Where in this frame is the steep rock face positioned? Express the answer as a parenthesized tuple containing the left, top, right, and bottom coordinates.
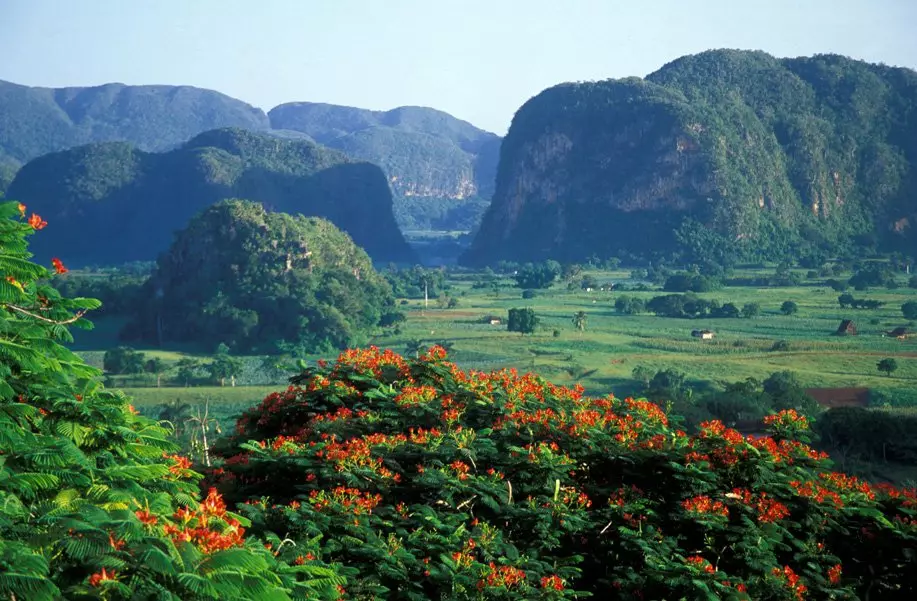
(465, 51, 917, 265)
(0, 80, 270, 164)
(269, 102, 501, 229)
(7, 128, 413, 265)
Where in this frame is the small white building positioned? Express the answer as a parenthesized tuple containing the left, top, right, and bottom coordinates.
(691, 329, 715, 340)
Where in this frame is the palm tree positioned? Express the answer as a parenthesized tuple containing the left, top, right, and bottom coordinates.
(157, 399, 193, 438)
(572, 311, 588, 333)
(404, 339, 425, 358)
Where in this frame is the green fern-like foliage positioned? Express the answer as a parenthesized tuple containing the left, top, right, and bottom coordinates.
(0, 200, 346, 600)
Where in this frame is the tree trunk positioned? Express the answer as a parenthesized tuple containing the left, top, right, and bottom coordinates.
(200, 421, 211, 467)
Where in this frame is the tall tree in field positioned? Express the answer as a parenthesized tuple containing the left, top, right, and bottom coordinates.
(207, 347, 243, 387)
(507, 307, 538, 335)
(145, 356, 166, 387)
(877, 358, 898, 377)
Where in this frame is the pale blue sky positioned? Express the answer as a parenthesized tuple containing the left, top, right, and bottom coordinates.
(3, 0, 916, 134)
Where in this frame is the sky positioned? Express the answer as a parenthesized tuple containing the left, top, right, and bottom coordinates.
(2, 0, 917, 134)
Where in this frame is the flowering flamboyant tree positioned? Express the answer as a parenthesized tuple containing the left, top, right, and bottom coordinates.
(0, 200, 343, 600)
(216, 346, 917, 600)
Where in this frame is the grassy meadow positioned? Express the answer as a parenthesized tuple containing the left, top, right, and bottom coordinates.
(73, 267, 917, 426)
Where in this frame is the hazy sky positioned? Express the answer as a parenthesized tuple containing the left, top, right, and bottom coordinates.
(3, 0, 916, 134)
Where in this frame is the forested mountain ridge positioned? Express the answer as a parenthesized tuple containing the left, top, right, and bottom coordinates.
(269, 102, 502, 229)
(465, 51, 917, 266)
(0, 79, 501, 231)
(6, 128, 414, 265)
(0, 79, 271, 163)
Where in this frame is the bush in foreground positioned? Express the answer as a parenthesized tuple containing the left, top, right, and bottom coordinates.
(215, 347, 917, 600)
(0, 200, 334, 600)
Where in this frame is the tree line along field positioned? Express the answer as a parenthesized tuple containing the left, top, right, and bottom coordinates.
(74, 265, 917, 427)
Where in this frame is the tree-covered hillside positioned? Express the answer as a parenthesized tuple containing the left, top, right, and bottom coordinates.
(466, 51, 917, 266)
(123, 200, 396, 354)
(0, 79, 502, 232)
(269, 103, 502, 230)
(0, 158, 16, 196)
(6, 128, 414, 265)
(0, 79, 270, 165)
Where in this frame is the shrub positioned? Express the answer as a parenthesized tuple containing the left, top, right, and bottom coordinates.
(741, 302, 761, 318)
(903, 301, 917, 320)
(614, 295, 645, 315)
(522, 289, 538, 299)
(780, 301, 799, 316)
(215, 347, 917, 600)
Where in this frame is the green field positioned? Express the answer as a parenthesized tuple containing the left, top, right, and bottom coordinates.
(77, 268, 917, 422)
(383, 269, 917, 396)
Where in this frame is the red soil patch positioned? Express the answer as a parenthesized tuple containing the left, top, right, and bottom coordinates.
(805, 387, 870, 409)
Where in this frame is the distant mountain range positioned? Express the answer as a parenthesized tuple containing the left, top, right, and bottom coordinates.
(6, 50, 916, 270)
(0, 79, 500, 231)
(7, 128, 413, 266)
(465, 51, 917, 266)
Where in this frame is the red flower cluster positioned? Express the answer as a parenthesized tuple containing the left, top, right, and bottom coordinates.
(685, 555, 715, 574)
(28, 213, 47, 230)
(764, 408, 809, 430)
(559, 487, 592, 509)
(789, 480, 844, 508)
(311, 406, 368, 424)
(393, 385, 438, 407)
(541, 575, 564, 590)
(449, 460, 471, 480)
(772, 565, 807, 600)
(451, 538, 477, 568)
(51, 257, 68, 274)
(334, 346, 411, 380)
(135, 509, 158, 526)
(420, 344, 449, 362)
(317, 436, 398, 479)
(165, 454, 192, 476)
(682, 495, 729, 517)
(874, 483, 917, 508)
(479, 563, 526, 589)
(309, 486, 382, 515)
(162, 489, 245, 554)
(88, 568, 117, 587)
(819, 472, 875, 500)
(729, 489, 791, 523)
(828, 563, 842, 585)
